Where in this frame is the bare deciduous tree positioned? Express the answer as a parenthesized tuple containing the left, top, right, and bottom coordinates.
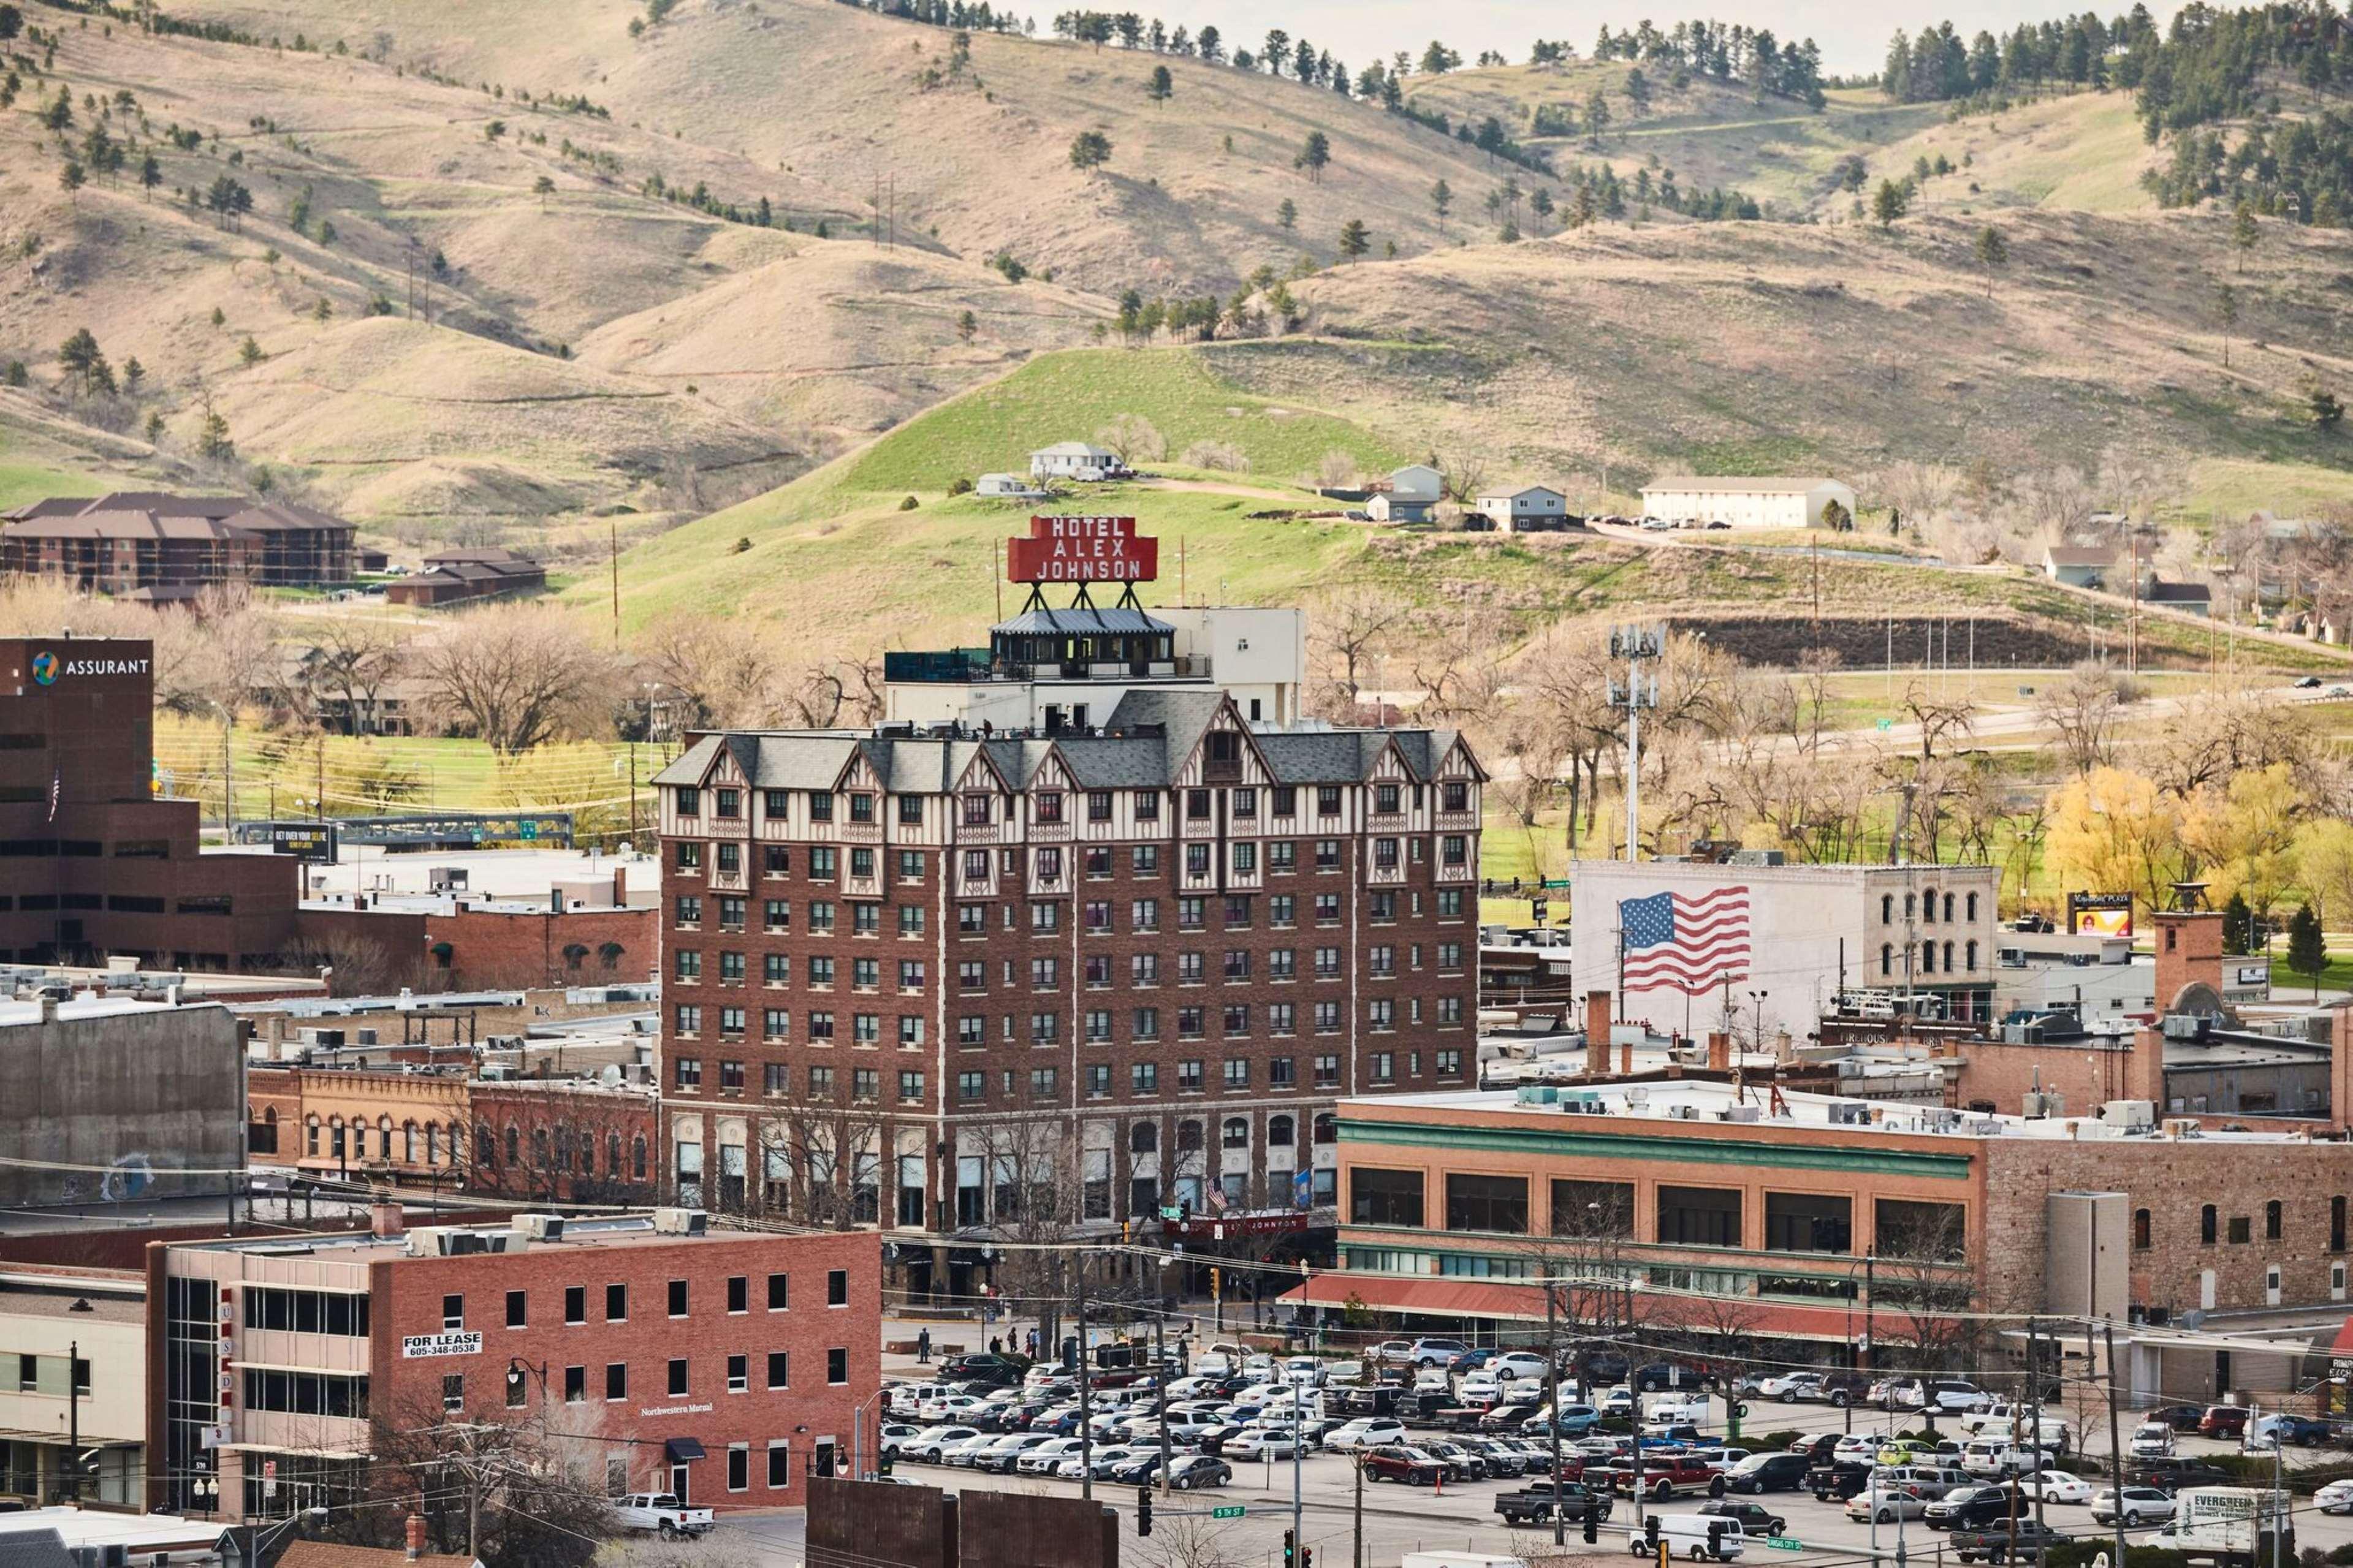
(1307, 586, 1410, 719)
(2034, 661, 2127, 776)
(416, 605, 615, 752)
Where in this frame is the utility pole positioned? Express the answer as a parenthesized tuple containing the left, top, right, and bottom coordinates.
(1608, 623, 1663, 861)
(1154, 1315, 1171, 1493)
(1547, 1276, 1565, 1547)
(1076, 1248, 1093, 1501)
(66, 1339, 78, 1502)
(609, 521, 622, 649)
(1352, 1452, 1364, 1568)
(2102, 1321, 2127, 1568)
(2026, 1317, 2047, 1533)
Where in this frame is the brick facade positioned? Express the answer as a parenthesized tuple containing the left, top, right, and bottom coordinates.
(292, 901, 653, 992)
(653, 689, 1482, 1293)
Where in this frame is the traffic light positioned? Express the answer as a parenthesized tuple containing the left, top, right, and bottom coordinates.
(1282, 1530, 1296, 1567)
(1300, 1549, 1312, 1568)
(1137, 1485, 1153, 1539)
(1210, 1266, 1222, 1300)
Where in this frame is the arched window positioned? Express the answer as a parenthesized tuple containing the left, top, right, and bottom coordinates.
(426, 1124, 439, 1167)
(1880, 944, 1893, 977)
(2200, 1203, 2218, 1244)
(1921, 887, 1937, 924)
(1268, 1115, 1295, 1148)
(329, 1118, 346, 1159)
(1904, 893, 1916, 917)
(1177, 1119, 1203, 1153)
(554, 1126, 574, 1173)
(2267, 1199, 2284, 1240)
(1942, 941, 1955, 973)
(599, 942, 625, 971)
(607, 1132, 623, 1180)
(477, 1124, 496, 1169)
(505, 1125, 522, 1165)
(378, 1116, 393, 1159)
(563, 944, 589, 972)
(263, 1106, 278, 1127)
(533, 1127, 552, 1168)
(1920, 941, 1936, 975)
(1222, 1117, 1249, 1149)
(450, 1124, 463, 1168)
(1965, 940, 1979, 972)
(1130, 1122, 1157, 1154)
(2133, 1208, 2152, 1249)
(1880, 895, 1893, 923)
(631, 1135, 648, 1180)
(1966, 892, 1979, 922)
(402, 1122, 417, 1163)
(305, 1115, 321, 1156)
(1313, 1112, 1337, 1145)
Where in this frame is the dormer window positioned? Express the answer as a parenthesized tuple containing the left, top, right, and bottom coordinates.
(963, 795, 993, 826)
(1036, 792, 1065, 824)
(849, 794, 875, 823)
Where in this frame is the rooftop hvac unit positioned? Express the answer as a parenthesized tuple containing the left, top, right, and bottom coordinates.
(1922, 1108, 1962, 1133)
(2161, 1014, 2205, 1040)
(1517, 1085, 1560, 1107)
(1668, 1105, 1703, 1121)
(1828, 1101, 1872, 1125)
(2163, 1118, 2203, 1138)
(2099, 1099, 2156, 1129)
(1624, 1087, 1650, 1108)
(1727, 849, 1787, 866)
(1967, 1118, 2002, 1135)
(513, 1214, 567, 1241)
(652, 1207, 709, 1236)
(2021, 1089, 2065, 1118)
(1719, 1105, 1763, 1123)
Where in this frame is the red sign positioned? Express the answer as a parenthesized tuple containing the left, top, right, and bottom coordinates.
(1006, 515, 1158, 584)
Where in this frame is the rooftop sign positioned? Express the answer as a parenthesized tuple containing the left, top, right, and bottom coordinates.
(1007, 515, 1157, 583)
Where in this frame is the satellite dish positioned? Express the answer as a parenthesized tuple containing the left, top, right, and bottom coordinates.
(599, 1064, 624, 1086)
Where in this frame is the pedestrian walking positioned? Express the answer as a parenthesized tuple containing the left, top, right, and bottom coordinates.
(917, 1327, 930, 1363)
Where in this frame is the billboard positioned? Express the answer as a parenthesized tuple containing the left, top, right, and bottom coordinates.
(1006, 515, 1158, 583)
(2067, 891, 2135, 937)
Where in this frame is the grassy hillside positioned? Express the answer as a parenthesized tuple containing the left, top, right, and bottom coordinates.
(1251, 206, 2353, 515)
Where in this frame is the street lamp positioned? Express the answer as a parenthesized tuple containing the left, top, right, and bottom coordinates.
(1746, 990, 1770, 1053)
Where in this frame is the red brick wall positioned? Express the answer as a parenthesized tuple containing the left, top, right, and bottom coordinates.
(2153, 911, 2225, 1009)
(294, 904, 653, 991)
(373, 1228, 881, 1509)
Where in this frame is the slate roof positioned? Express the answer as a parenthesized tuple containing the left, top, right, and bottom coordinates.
(0, 1529, 70, 1568)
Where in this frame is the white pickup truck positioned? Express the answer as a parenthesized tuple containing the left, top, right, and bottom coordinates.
(614, 1493, 715, 1539)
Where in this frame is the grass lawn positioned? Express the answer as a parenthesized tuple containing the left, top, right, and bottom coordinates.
(0, 456, 107, 513)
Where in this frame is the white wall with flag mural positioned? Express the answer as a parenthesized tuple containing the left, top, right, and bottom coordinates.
(1570, 860, 1887, 1047)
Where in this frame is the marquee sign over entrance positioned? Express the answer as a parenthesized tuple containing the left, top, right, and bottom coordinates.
(1006, 515, 1158, 584)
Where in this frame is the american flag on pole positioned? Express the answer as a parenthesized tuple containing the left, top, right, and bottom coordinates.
(1619, 887, 1750, 994)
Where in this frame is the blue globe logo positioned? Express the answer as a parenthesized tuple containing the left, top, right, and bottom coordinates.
(30, 651, 56, 686)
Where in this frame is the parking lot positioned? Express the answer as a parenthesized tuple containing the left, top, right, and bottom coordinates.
(846, 1346, 2353, 1568)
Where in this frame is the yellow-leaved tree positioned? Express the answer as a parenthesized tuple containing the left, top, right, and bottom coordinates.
(2043, 765, 2191, 916)
(2179, 762, 2306, 924)
(2295, 818, 2353, 930)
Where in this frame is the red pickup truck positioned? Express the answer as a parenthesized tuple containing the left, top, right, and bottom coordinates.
(1605, 1455, 1728, 1501)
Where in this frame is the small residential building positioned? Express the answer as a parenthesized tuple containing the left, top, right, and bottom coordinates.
(2043, 545, 2119, 588)
(1640, 475, 1857, 529)
(2146, 579, 2213, 617)
(1027, 442, 1126, 482)
(382, 549, 545, 608)
(1472, 485, 1568, 532)
(1369, 464, 1443, 524)
(148, 1212, 881, 1520)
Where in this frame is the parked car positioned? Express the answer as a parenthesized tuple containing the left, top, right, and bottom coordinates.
(2020, 1472, 2093, 1506)
(1494, 1480, 1613, 1526)
(1165, 1455, 1233, 1491)
(1363, 1444, 1448, 1487)
(2129, 1423, 2176, 1459)
(1847, 1486, 1931, 1524)
(1951, 1520, 2072, 1563)
(2129, 1459, 2235, 1495)
(906, 1425, 981, 1464)
(2091, 1487, 2177, 1527)
(2314, 1477, 2353, 1515)
(1372, 1340, 1417, 1365)
(2245, 1414, 2330, 1450)
(1607, 1454, 1727, 1501)
(1411, 1338, 1474, 1368)
(1494, 1352, 1551, 1383)
(2197, 1406, 2251, 1439)
(1925, 1483, 2024, 1531)
(1809, 1461, 1874, 1502)
(1327, 1418, 1407, 1452)
(1755, 1372, 1822, 1403)
(614, 1494, 714, 1539)
(1697, 1499, 1787, 1538)
(1808, 1373, 1873, 1409)
(1725, 1453, 1814, 1495)
(1633, 1361, 1708, 1392)
(2146, 1405, 2208, 1433)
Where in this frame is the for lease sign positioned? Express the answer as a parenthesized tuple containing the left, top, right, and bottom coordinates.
(401, 1331, 483, 1358)
(1006, 516, 1159, 583)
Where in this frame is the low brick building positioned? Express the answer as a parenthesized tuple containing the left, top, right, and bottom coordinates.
(293, 890, 653, 993)
(149, 1211, 881, 1522)
(1293, 1073, 2353, 1396)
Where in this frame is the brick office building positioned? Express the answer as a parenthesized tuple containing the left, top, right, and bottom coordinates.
(148, 1211, 880, 1522)
(0, 637, 299, 967)
(652, 526, 1484, 1297)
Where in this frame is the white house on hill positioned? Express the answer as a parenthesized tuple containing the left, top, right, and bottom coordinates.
(1029, 442, 1125, 481)
(1473, 485, 1568, 532)
(1641, 475, 1857, 529)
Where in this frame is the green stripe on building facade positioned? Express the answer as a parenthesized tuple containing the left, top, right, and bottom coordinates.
(1334, 1118, 1977, 1180)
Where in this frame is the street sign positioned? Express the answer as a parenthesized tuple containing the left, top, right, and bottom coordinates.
(1764, 1539, 1803, 1551)
(1210, 1506, 1246, 1520)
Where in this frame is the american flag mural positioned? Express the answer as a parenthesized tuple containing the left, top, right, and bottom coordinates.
(1618, 886, 1752, 994)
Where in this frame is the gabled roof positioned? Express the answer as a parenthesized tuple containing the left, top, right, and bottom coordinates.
(2045, 545, 2119, 567)
(1641, 475, 1847, 494)
(1478, 485, 1565, 502)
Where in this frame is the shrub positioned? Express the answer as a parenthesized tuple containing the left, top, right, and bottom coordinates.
(946, 476, 973, 496)
(898, 495, 919, 511)
(1180, 439, 1249, 472)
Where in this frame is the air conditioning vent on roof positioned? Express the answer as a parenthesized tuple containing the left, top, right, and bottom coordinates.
(652, 1207, 708, 1236)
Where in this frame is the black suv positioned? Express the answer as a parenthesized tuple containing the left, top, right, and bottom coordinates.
(1726, 1453, 1813, 1494)
(1697, 1499, 1787, 1537)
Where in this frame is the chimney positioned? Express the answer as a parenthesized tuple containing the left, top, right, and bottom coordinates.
(406, 1513, 425, 1561)
(1620, 1039, 1634, 1075)
(38, 996, 56, 1024)
(2124, 1023, 2166, 1109)
(1584, 990, 1612, 1076)
(1707, 1031, 1731, 1073)
(371, 1201, 406, 1239)
(612, 865, 626, 906)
